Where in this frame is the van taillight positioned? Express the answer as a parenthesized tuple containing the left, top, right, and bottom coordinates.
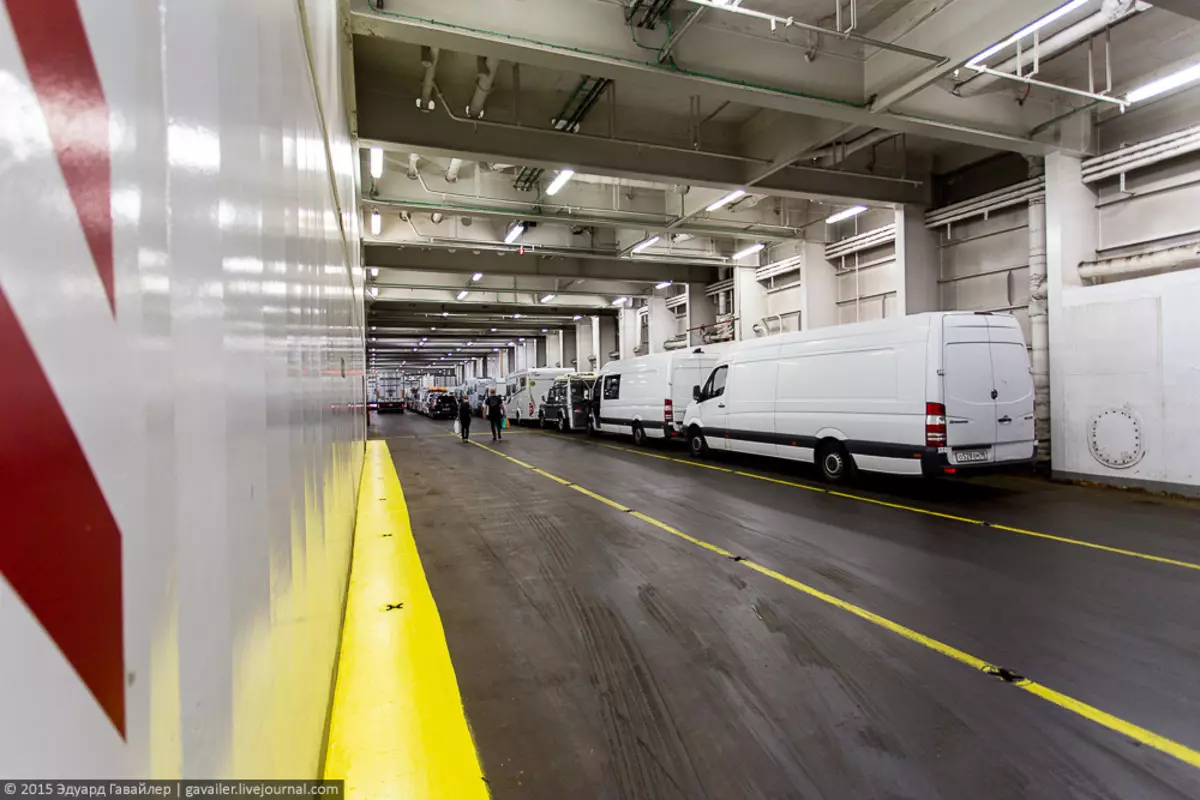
(925, 402, 947, 447)
(664, 398, 674, 422)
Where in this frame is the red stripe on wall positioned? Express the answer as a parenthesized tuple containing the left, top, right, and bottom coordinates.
(0, 290, 125, 737)
(5, 0, 114, 314)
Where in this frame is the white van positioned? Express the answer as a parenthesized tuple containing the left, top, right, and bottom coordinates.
(504, 368, 572, 425)
(464, 377, 496, 417)
(682, 312, 1036, 481)
(591, 350, 724, 445)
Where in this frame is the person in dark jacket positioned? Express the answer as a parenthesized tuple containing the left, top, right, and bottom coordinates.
(457, 393, 473, 441)
(484, 386, 506, 441)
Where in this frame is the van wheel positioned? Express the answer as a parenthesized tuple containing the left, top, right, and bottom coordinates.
(689, 428, 709, 458)
(818, 441, 855, 483)
(632, 424, 647, 447)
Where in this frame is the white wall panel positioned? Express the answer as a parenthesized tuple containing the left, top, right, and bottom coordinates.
(1096, 155, 1200, 252)
(0, 0, 363, 780)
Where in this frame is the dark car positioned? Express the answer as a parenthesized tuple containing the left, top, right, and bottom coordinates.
(430, 394, 458, 420)
(377, 393, 405, 414)
(541, 374, 596, 433)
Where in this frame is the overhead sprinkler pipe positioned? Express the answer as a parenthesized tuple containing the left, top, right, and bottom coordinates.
(466, 56, 501, 118)
(445, 158, 463, 183)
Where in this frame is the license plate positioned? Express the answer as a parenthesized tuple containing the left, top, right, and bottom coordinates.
(955, 448, 991, 463)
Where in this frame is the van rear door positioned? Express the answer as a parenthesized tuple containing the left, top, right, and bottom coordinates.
(942, 316, 997, 449)
(989, 321, 1035, 456)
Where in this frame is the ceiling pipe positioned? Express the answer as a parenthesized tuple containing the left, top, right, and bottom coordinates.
(418, 46, 440, 111)
(445, 158, 464, 183)
(407, 153, 420, 180)
(466, 56, 501, 118)
(1079, 242, 1200, 281)
(955, 0, 1147, 97)
(805, 130, 900, 166)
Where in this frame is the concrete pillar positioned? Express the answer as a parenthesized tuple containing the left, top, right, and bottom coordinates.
(576, 318, 595, 371)
(687, 283, 716, 347)
(647, 294, 671, 354)
(563, 326, 578, 369)
(596, 315, 617, 369)
(619, 306, 640, 359)
(735, 266, 768, 340)
(536, 336, 548, 368)
(1044, 152, 1097, 473)
(801, 242, 838, 330)
(896, 205, 940, 314)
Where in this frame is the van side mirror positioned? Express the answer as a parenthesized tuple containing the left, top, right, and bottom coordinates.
(693, 384, 702, 401)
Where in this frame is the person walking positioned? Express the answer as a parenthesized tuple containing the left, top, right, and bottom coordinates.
(457, 393, 473, 442)
(484, 386, 506, 441)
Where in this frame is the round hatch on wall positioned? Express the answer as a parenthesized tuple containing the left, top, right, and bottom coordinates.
(1087, 406, 1145, 470)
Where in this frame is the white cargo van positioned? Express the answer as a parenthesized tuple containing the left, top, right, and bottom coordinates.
(464, 377, 496, 417)
(505, 368, 572, 425)
(682, 312, 1036, 481)
(591, 350, 724, 445)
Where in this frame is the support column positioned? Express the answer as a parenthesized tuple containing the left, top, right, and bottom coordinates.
(619, 306, 639, 359)
(563, 326, 578, 369)
(1044, 152, 1096, 473)
(687, 284, 715, 347)
(596, 315, 617, 369)
(647, 294, 671, 354)
(576, 318, 595, 371)
(735, 266, 767, 340)
(896, 205, 940, 314)
(801, 242, 838, 330)
(536, 336, 548, 368)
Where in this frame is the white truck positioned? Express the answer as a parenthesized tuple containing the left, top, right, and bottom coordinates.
(590, 350, 724, 445)
(683, 311, 1036, 482)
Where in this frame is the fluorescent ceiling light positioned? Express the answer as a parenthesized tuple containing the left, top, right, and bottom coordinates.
(472, 272, 483, 281)
(370, 267, 379, 277)
(826, 205, 868, 224)
(513, 313, 523, 318)
(573, 314, 582, 320)
(546, 169, 575, 196)
(632, 236, 661, 254)
(457, 290, 469, 300)
(508, 341, 515, 346)
(369, 147, 383, 179)
(490, 327, 497, 331)
(505, 222, 525, 244)
(541, 328, 549, 332)
(540, 293, 556, 303)
(441, 311, 449, 316)
(368, 286, 378, 297)
(1126, 62, 1200, 103)
(370, 209, 381, 236)
(655, 280, 673, 289)
(612, 296, 629, 306)
(732, 243, 765, 260)
(967, 0, 1089, 66)
(705, 189, 746, 212)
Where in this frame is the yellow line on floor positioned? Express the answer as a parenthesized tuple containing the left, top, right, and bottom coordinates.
(469, 441, 1200, 771)
(529, 431, 1200, 573)
(324, 441, 489, 799)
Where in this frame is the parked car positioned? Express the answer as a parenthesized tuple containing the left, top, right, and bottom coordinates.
(430, 393, 458, 420)
(541, 373, 596, 432)
(590, 350, 724, 445)
(503, 368, 573, 425)
(683, 311, 1036, 482)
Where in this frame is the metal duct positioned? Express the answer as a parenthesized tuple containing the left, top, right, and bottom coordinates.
(956, 0, 1146, 98)
(1079, 243, 1200, 280)
(1027, 161, 1050, 462)
(466, 57, 501, 118)
(418, 46, 439, 111)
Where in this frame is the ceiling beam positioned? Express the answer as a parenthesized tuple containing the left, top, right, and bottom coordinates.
(369, 298, 620, 317)
(365, 244, 720, 283)
(357, 89, 930, 206)
(349, 0, 1052, 155)
(865, 0, 1065, 111)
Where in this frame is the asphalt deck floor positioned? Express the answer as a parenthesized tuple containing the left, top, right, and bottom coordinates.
(374, 411, 1200, 800)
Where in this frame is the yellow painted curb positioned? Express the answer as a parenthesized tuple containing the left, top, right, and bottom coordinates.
(324, 441, 489, 798)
